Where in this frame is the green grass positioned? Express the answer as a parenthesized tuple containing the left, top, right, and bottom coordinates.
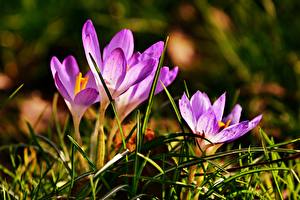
(1, 1, 300, 197)
(0, 84, 299, 199)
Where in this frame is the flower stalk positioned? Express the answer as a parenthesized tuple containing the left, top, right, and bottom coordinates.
(95, 101, 108, 169)
(72, 115, 82, 146)
(107, 120, 118, 158)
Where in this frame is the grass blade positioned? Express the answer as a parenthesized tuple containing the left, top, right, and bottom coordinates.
(101, 184, 129, 200)
(67, 135, 96, 171)
(94, 149, 130, 179)
(36, 134, 71, 174)
(132, 110, 141, 195)
(142, 36, 169, 134)
(68, 143, 75, 196)
(137, 152, 164, 174)
(183, 80, 190, 98)
(161, 81, 184, 132)
(26, 122, 51, 167)
(0, 84, 23, 110)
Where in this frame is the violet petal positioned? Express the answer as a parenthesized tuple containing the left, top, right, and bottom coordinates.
(212, 115, 262, 144)
(103, 29, 134, 61)
(139, 41, 164, 60)
(117, 58, 156, 96)
(210, 121, 249, 144)
(155, 66, 179, 93)
(196, 108, 219, 136)
(116, 66, 178, 121)
(212, 92, 226, 121)
(51, 56, 80, 96)
(245, 115, 263, 132)
(74, 88, 99, 106)
(102, 48, 127, 95)
(82, 19, 102, 72)
(85, 70, 101, 102)
(190, 91, 211, 121)
(127, 52, 141, 67)
(54, 73, 72, 102)
(223, 104, 242, 125)
(179, 93, 197, 132)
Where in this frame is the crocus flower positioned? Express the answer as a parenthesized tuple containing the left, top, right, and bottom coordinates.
(179, 91, 262, 150)
(115, 66, 179, 121)
(50, 55, 99, 121)
(82, 19, 161, 102)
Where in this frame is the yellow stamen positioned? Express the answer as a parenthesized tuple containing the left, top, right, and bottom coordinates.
(218, 121, 225, 128)
(74, 73, 89, 95)
(224, 119, 232, 128)
(74, 73, 82, 95)
(81, 76, 89, 89)
(218, 119, 232, 129)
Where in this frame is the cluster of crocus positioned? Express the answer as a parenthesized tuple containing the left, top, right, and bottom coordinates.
(50, 18, 262, 166)
(179, 91, 262, 153)
(50, 19, 178, 153)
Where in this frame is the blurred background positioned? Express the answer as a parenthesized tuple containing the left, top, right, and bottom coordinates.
(0, 0, 300, 144)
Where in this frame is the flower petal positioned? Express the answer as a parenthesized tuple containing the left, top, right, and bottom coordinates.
(84, 70, 98, 89)
(115, 83, 141, 121)
(210, 121, 249, 144)
(102, 48, 127, 96)
(82, 19, 102, 71)
(54, 72, 72, 102)
(116, 58, 156, 96)
(212, 92, 226, 121)
(223, 104, 242, 125)
(62, 56, 81, 94)
(155, 66, 179, 92)
(116, 66, 178, 121)
(51, 56, 80, 96)
(85, 70, 101, 102)
(190, 91, 211, 121)
(103, 29, 134, 61)
(127, 52, 141, 67)
(50, 56, 59, 78)
(246, 114, 263, 131)
(196, 108, 219, 137)
(212, 115, 262, 143)
(140, 41, 164, 60)
(179, 93, 196, 132)
(74, 88, 99, 106)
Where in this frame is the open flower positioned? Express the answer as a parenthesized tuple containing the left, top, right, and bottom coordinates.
(50, 55, 99, 121)
(116, 66, 179, 121)
(179, 91, 262, 151)
(82, 19, 162, 102)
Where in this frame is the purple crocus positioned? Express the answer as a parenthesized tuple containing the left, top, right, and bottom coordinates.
(179, 91, 262, 150)
(115, 66, 179, 121)
(50, 55, 99, 122)
(82, 19, 161, 103)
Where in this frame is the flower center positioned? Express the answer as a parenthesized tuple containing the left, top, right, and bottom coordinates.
(74, 72, 89, 95)
(218, 119, 232, 129)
